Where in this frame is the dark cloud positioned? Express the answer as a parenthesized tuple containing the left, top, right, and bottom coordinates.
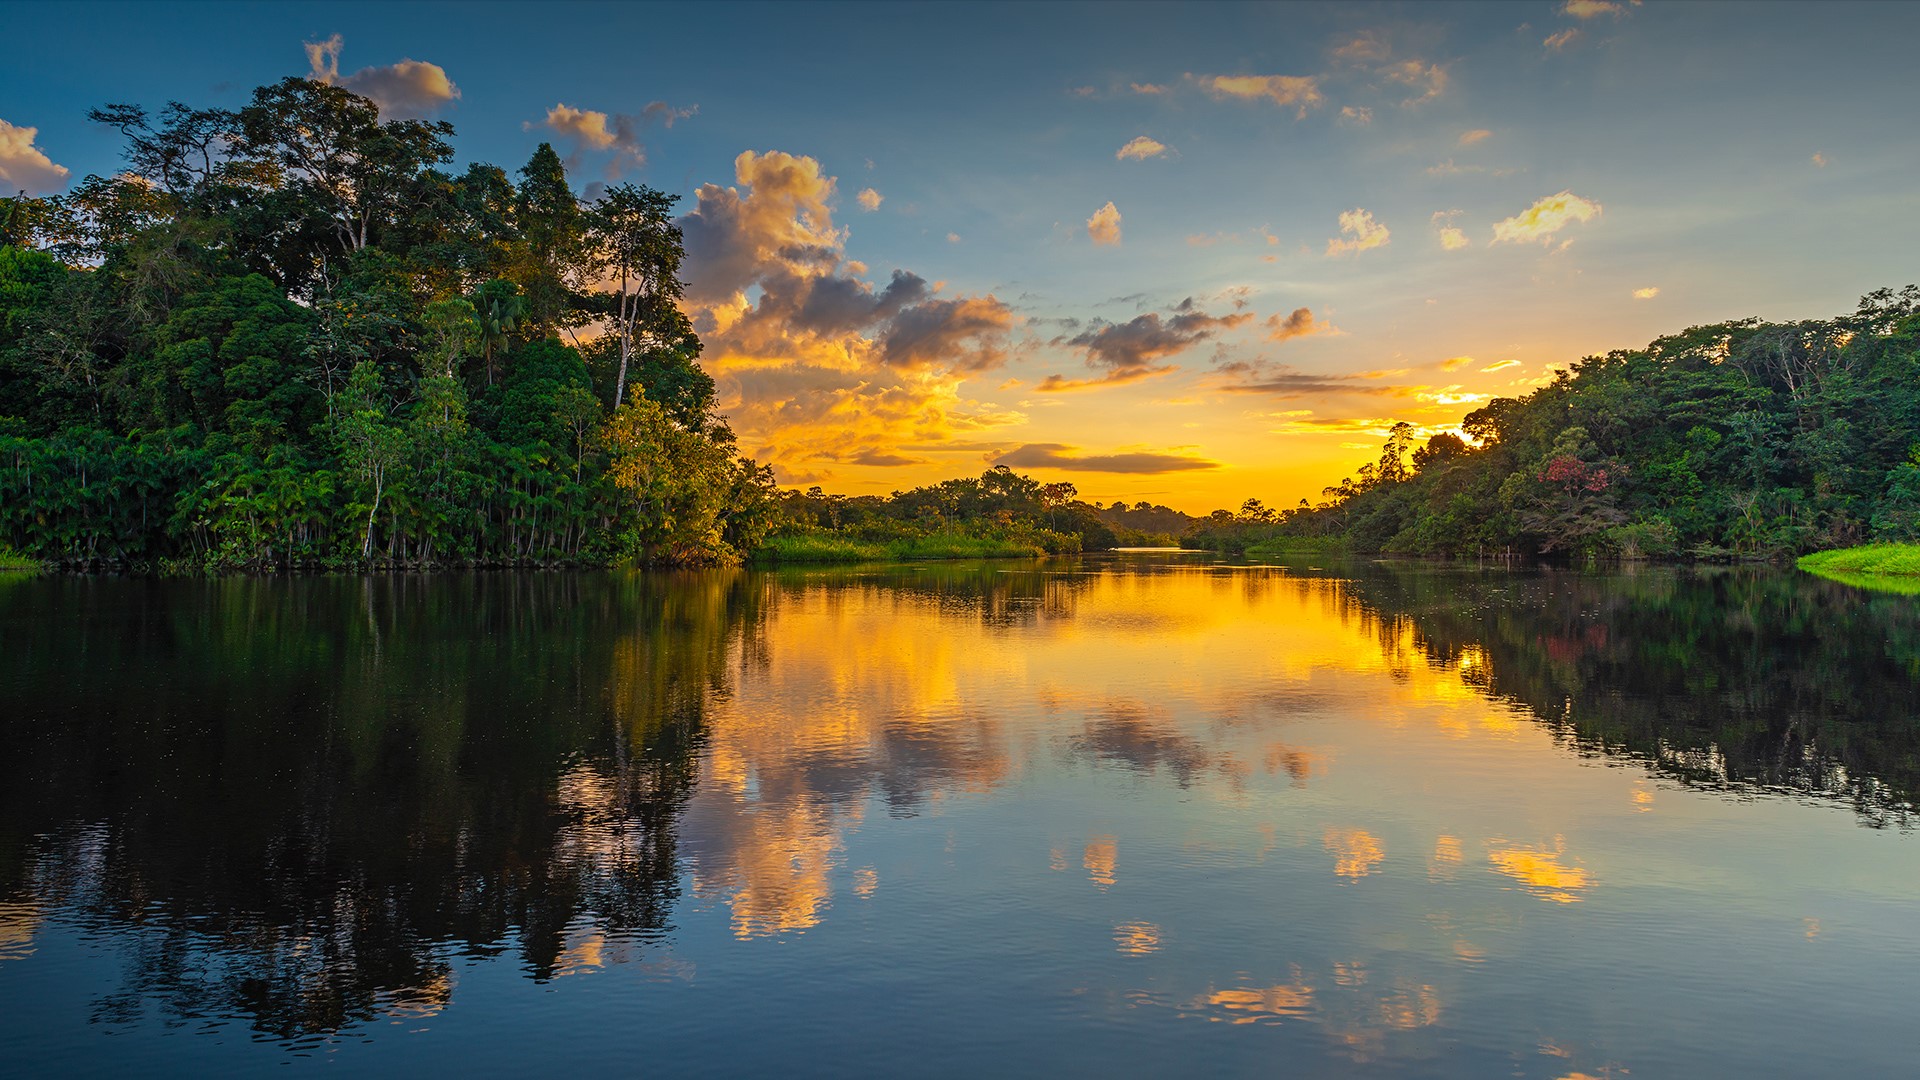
(1062, 299, 1251, 376)
(990, 443, 1219, 474)
(879, 295, 1014, 372)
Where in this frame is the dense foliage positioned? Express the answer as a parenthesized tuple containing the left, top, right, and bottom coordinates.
(0, 78, 774, 568)
(1191, 288, 1920, 560)
(765, 468, 1117, 560)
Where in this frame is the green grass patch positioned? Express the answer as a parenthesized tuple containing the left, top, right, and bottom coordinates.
(1244, 535, 1350, 557)
(0, 547, 43, 573)
(1797, 544, 1920, 593)
(752, 533, 1046, 565)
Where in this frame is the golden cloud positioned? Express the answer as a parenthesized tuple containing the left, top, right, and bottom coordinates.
(1490, 191, 1602, 245)
(1087, 200, 1123, 246)
(1116, 135, 1169, 161)
(1339, 105, 1374, 125)
(1197, 74, 1325, 118)
(677, 149, 1021, 484)
(1632, 286, 1660, 299)
(1267, 307, 1332, 342)
(1481, 359, 1520, 372)
(1384, 61, 1449, 106)
(856, 187, 883, 211)
(1561, 0, 1625, 17)
(1544, 28, 1583, 50)
(1458, 129, 1491, 146)
(1327, 208, 1390, 256)
(0, 119, 69, 194)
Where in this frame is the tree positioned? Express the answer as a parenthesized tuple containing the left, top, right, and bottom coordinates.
(234, 77, 454, 258)
(332, 361, 408, 559)
(510, 144, 586, 334)
(584, 183, 687, 409)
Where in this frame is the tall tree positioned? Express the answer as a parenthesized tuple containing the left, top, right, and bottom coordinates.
(583, 183, 686, 409)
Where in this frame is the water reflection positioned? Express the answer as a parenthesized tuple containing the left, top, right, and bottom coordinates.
(0, 556, 1916, 1073)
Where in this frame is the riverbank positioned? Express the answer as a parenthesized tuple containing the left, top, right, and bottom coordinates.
(0, 548, 42, 574)
(750, 534, 1050, 565)
(1797, 544, 1920, 594)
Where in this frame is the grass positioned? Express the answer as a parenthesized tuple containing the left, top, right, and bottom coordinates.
(1244, 535, 1350, 557)
(1797, 544, 1920, 594)
(0, 547, 42, 574)
(753, 533, 1048, 565)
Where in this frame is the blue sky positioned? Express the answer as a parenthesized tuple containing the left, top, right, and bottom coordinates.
(4, 1, 1916, 509)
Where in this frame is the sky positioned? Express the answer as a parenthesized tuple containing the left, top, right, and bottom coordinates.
(3, 0, 1917, 513)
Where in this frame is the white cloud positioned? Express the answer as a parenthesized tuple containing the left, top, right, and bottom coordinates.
(305, 34, 460, 119)
(1087, 201, 1123, 246)
(1116, 135, 1169, 161)
(0, 119, 70, 194)
(1490, 191, 1602, 245)
(1326, 208, 1389, 256)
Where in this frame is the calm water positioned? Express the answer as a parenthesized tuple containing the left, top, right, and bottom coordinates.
(2, 555, 1917, 1077)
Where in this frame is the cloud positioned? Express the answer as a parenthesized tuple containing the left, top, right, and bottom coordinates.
(1046, 299, 1250, 390)
(1116, 135, 1169, 161)
(946, 232, 961, 243)
(675, 150, 1021, 480)
(1326, 208, 1390, 256)
(1331, 31, 1392, 64)
(1266, 307, 1330, 342)
(1632, 286, 1660, 299)
(857, 187, 884, 211)
(1129, 82, 1169, 95)
(1432, 209, 1470, 251)
(1339, 105, 1373, 125)
(1087, 201, 1123, 246)
(1481, 359, 1520, 372)
(1383, 61, 1449, 105)
(1217, 365, 1404, 398)
(1458, 129, 1491, 146)
(880, 296, 1014, 372)
(304, 35, 460, 119)
(1490, 190, 1602, 245)
(989, 443, 1219, 474)
(1811, 152, 1828, 168)
(539, 100, 696, 177)
(0, 119, 70, 194)
(1562, 0, 1625, 17)
(1197, 74, 1325, 118)
(1544, 28, 1583, 50)
(1440, 356, 1475, 371)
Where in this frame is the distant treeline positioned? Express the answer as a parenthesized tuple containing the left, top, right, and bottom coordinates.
(1, 77, 777, 569)
(1189, 287, 1920, 560)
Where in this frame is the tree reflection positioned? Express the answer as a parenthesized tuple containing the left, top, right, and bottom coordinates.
(0, 571, 762, 1039)
(1326, 561, 1920, 825)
